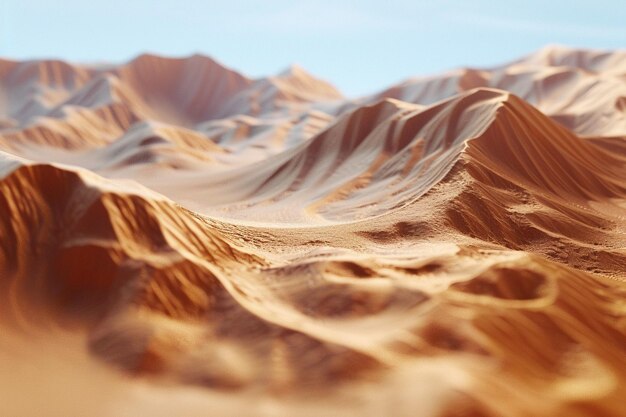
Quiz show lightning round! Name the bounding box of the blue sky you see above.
[2,0,625,96]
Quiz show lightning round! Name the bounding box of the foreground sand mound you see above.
[0,47,625,417]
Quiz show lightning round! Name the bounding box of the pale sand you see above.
[0,45,625,416]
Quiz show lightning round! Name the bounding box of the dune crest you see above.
[1,47,625,417]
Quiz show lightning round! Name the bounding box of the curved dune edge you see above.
[0,47,625,417]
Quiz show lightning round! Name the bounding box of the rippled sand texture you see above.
[0,46,625,417]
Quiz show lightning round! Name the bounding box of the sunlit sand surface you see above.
[0,45,625,416]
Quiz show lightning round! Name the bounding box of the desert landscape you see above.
[0,45,625,416]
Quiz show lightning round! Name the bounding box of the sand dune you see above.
[0,46,625,417]
[369,45,626,136]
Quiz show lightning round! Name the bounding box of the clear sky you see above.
[2,0,625,96]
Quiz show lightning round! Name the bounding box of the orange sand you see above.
[0,45,625,417]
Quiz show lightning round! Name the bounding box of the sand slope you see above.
[0,46,625,417]
[369,45,626,136]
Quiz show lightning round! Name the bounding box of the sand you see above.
[0,45,625,416]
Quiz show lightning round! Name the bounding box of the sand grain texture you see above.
[0,46,625,417]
